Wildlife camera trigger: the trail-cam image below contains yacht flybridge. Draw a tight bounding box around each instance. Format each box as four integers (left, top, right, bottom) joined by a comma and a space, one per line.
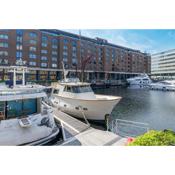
0, 62, 59, 145
50, 66, 121, 122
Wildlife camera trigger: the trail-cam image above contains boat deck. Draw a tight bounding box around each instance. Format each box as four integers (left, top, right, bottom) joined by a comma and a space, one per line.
53, 110, 127, 146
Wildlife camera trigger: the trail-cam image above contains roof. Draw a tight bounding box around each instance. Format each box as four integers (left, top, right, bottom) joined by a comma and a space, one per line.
40, 29, 146, 53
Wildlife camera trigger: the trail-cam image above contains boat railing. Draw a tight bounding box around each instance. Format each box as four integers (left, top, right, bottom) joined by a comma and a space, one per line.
0, 88, 44, 96
106, 118, 149, 138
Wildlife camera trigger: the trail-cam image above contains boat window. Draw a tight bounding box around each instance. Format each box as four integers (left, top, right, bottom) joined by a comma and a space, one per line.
143, 79, 149, 81
6, 99, 37, 119
53, 89, 59, 94
67, 86, 72, 92
63, 86, 72, 93
71, 86, 79, 93
72, 85, 93, 93
136, 79, 141, 81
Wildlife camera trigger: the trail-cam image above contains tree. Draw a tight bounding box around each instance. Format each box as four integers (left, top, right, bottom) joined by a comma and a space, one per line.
80, 55, 93, 82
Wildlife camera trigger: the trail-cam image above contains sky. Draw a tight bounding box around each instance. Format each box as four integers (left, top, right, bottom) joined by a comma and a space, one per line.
64, 29, 175, 54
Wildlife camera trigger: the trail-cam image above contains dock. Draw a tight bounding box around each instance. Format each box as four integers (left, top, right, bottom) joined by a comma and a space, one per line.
53, 110, 127, 146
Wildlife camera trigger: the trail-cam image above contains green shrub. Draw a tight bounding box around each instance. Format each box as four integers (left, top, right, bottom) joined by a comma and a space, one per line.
128, 130, 175, 146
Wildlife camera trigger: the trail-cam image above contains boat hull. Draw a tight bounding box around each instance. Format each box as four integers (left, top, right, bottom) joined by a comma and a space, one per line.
22, 127, 60, 146
51, 95, 121, 121
0, 112, 59, 146
150, 83, 175, 91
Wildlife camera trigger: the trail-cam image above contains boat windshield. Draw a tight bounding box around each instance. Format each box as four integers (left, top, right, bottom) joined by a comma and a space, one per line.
64, 85, 93, 93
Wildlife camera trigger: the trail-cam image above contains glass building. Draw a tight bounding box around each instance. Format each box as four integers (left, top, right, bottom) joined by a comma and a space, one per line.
151, 49, 175, 79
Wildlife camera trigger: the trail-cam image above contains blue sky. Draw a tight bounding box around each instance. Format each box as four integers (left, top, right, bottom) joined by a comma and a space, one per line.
64, 29, 175, 54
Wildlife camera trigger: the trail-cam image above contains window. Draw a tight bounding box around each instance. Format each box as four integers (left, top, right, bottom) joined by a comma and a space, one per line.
63, 51, 68, 56
41, 63, 47, 67
29, 61, 36, 66
72, 46, 76, 51
0, 58, 8, 64
16, 30, 23, 36
29, 32, 37, 38
29, 46, 36, 52
72, 58, 78, 65
64, 85, 92, 93
29, 53, 37, 59
52, 39, 57, 44
63, 39, 68, 44
52, 45, 58, 49
63, 57, 68, 62
16, 44, 22, 50
42, 43, 47, 47
29, 40, 37, 45
52, 51, 57, 55
6, 99, 37, 119
52, 63, 57, 68
72, 41, 77, 46
16, 51, 22, 58
63, 45, 68, 50
0, 34, 8, 39
16, 36, 22, 43
53, 89, 59, 94
72, 53, 77, 57
0, 42, 8, 48
41, 50, 48, 54
52, 57, 57, 61
42, 36, 48, 42
0, 51, 8, 56
41, 56, 47, 61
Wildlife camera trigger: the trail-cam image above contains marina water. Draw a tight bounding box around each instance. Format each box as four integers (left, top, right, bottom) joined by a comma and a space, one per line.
95, 86, 175, 131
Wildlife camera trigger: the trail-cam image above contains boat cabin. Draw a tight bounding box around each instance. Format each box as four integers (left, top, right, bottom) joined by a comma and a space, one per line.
0, 87, 46, 121
51, 82, 96, 99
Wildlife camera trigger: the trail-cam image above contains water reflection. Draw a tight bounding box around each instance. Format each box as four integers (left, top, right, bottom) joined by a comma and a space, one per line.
95, 86, 175, 131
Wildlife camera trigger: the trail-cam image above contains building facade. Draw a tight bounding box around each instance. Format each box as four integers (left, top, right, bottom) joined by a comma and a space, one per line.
151, 49, 175, 79
0, 29, 151, 83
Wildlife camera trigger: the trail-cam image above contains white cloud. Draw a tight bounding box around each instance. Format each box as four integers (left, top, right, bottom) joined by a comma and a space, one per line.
64, 29, 157, 53
112, 32, 156, 53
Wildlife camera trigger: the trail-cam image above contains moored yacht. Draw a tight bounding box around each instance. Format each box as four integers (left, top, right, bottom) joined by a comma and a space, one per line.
149, 80, 175, 91
127, 74, 152, 85
0, 63, 59, 145
49, 67, 121, 122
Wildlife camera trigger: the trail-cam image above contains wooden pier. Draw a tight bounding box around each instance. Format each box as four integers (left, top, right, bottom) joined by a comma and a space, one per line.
53, 110, 127, 146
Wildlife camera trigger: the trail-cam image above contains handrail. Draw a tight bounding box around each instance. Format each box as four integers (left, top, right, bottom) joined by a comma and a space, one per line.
108, 118, 149, 137
115, 119, 149, 127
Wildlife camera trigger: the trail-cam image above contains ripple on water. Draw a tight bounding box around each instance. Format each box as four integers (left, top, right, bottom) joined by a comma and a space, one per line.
95, 86, 175, 131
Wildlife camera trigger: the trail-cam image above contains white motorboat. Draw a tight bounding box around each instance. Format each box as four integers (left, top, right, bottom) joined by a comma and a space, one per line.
50, 79, 121, 122
127, 74, 152, 85
0, 63, 59, 145
49, 64, 121, 122
149, 80, 175, 91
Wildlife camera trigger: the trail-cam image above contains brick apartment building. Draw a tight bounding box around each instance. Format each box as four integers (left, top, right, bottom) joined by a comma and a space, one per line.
0, 29, 151, 83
